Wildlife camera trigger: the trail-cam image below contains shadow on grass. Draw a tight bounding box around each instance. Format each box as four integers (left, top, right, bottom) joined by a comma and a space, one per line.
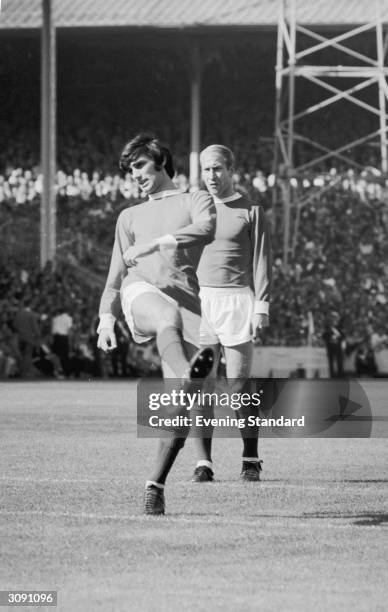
158, 511, 388, 525
337, 479, 388, 483
302, 511, 388, 526
353, 513, 388, 526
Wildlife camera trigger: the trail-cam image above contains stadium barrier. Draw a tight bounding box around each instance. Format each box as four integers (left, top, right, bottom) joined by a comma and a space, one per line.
252, 346, 388, 378
374, 349, 388, 375
251, 346, 329, 378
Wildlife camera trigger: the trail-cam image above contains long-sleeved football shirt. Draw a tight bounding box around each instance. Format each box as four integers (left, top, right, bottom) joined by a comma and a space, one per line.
196, 193, 272, 314
99, 189, 216, 320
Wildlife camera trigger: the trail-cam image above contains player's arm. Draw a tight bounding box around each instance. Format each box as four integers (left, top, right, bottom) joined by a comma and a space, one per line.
122, 191, 216, 265
168, 190, 216, 247
250, 205, 272, 331
98, 211, 132, 351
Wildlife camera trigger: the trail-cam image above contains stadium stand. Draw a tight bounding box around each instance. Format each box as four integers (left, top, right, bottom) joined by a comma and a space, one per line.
1, 1, 387, 377
1, 165, 387, 378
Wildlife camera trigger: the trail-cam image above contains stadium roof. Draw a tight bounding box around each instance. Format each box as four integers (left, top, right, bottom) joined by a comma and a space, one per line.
0, 0, 387, 30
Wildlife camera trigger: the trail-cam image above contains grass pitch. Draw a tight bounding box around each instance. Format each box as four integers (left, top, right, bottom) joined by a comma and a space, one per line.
0, 381, 387, 612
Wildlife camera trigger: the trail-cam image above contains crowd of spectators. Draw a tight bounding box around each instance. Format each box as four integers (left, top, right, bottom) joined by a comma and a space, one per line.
2, 151, 387, 205
1, 160, 388, 378
2, 32, 388, 377
0, 261, 162, 379
262, 177, 388, 372
2, 32, 387, 376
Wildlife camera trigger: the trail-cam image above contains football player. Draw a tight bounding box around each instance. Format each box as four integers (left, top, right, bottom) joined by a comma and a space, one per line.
98, 133, 216, 514
192, 144, 272, 482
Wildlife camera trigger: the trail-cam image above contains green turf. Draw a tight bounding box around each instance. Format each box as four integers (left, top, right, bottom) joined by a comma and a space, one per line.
0, 381, 387, 612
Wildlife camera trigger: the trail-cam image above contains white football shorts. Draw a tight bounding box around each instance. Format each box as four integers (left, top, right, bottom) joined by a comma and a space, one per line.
199, 286, 254, 347
121, 281, 200, 346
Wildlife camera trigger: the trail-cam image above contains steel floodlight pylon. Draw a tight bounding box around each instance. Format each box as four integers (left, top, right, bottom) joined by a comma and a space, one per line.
274, 0, 388, 266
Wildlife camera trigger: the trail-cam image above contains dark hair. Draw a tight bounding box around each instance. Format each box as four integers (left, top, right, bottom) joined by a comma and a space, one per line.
119, 132, 175, 178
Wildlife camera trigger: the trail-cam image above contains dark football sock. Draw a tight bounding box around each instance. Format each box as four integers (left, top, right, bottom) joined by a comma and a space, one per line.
195, 436, 213, 463
192, 400, 214, 462
156, 326, 189, 378
149, 434, 188, 485
241, 438, 259, 460
237, 401, 259, 459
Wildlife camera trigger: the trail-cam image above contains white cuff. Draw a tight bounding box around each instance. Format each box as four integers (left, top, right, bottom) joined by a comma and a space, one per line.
156, 234, 178, 249
254, 300, 269, 315
97, 313, 116, 333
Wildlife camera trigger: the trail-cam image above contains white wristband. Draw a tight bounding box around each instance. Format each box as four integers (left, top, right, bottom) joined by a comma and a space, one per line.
97, 313, 116, 334
254, 300, 269, 316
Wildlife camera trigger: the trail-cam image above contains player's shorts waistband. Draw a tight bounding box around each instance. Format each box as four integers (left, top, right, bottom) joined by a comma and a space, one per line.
199, 286, 252, 298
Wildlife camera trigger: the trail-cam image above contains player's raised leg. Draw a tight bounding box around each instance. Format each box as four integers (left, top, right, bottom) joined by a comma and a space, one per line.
131, 292, 214, 514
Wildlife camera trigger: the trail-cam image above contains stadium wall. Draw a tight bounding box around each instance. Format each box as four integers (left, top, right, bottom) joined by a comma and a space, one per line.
252, 347, 388, 377
252, 346, 329, 377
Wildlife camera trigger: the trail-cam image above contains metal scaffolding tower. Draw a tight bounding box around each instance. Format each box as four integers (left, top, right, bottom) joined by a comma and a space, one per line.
274, 0, 388, 266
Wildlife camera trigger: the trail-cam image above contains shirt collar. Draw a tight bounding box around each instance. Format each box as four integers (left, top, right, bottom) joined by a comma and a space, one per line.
148, 189, 181, 200
213, 192, 242, 204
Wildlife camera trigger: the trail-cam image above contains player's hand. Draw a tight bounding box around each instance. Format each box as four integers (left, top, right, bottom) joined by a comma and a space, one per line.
252, 313, 269, 335
97, 328, 117, 352
123, 242, 158, 267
